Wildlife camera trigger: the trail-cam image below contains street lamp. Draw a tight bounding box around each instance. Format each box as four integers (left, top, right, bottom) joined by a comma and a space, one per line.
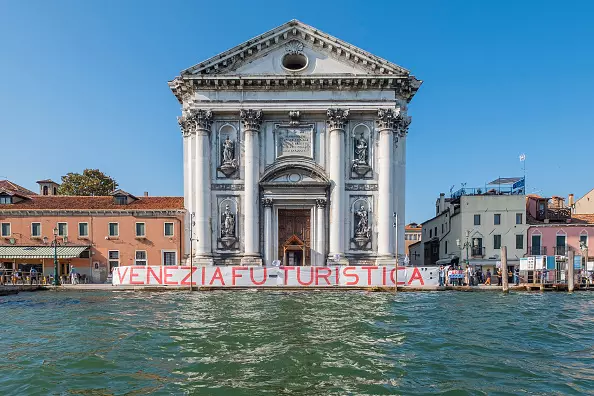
51, 227, 60, 286
456, 230, 472, 266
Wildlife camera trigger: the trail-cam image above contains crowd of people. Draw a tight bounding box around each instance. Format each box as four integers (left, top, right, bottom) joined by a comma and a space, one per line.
0, 264, 87, 285
438, 264, 521, 287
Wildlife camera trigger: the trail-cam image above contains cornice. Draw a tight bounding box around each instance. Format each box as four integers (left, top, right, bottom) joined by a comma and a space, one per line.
0, 209, 185, 216
169, 74, 421, 104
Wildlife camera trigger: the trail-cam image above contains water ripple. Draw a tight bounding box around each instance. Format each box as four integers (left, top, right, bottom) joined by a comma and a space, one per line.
0, 291, 592, 395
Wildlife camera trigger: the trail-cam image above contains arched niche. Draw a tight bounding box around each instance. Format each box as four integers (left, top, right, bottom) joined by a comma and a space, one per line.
217, 123, 239, 179
350, 123, 372, 179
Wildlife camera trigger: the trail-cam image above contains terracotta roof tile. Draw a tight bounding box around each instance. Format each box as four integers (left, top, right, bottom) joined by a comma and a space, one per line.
0, 180, 37, 196
0, 195, 184, 210
572, 214, 594, 224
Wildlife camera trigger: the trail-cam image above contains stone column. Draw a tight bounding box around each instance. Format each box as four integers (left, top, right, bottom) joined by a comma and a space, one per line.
501, 246, 509, 293
178, 116, 194, 263
326, 109, 349, 264
376, 109, 396, 264
395, 110, 410, 260
241, 109, 263, 266
316, 198, 327, 266
193, 110, 214, 265
262, 198, 273, 266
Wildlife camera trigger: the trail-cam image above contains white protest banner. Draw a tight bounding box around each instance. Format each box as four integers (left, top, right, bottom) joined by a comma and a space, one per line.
112, 266, 439, 287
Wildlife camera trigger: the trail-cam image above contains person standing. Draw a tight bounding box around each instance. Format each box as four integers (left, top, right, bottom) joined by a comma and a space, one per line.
485, 269, 492, 285
0, 263, 4, 286
29, 267, 38, 285
497, 268, 503, 286
439, 265, 445, 287
514, 267, 520, 286
70, 267, 78, 285
466, 265, 474, 286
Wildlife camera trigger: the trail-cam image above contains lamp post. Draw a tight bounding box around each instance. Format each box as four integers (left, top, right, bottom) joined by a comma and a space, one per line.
51, 227, 60, 286
456, 230, 472, 266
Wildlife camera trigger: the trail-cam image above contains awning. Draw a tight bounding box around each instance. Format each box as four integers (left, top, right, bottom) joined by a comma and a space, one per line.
0, 246, 89, 259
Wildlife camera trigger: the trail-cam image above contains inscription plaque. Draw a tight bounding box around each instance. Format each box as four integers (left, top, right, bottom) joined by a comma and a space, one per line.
275, 125, 314, 159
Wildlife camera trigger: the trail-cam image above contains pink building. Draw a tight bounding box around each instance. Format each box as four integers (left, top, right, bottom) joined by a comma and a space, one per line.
0, 181, 185, 283
526, 195, 592, 265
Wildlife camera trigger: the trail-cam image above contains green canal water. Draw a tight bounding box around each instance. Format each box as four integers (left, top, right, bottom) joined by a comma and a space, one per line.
0, 291, 593, 395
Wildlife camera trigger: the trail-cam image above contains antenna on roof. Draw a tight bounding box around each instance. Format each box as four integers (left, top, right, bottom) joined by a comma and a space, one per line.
449, 185, 455, 194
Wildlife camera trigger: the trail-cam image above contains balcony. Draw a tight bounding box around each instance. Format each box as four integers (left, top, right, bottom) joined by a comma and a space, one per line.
471, 247, 485, 258
536, 207, 571, 222
529, 246, 547, 256
553, 246, 567, 256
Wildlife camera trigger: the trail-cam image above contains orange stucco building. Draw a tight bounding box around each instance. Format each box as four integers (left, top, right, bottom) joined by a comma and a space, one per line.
0, 180, 185, 283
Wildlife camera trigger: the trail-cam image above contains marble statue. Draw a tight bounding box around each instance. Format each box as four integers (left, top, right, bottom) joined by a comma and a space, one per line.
355, 205, 370, 239
354, 136, 368, 165
222, 136, 234, 165
221, 205, 235, 237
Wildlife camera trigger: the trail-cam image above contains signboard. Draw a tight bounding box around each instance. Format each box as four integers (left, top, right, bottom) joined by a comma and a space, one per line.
574, 255, 582, 269
112, 266, 439, 287
520, 258, 528, 271
447, 269, 465, 279
275, 126, 314, 159
588, 262, 594, 271
535, 256, 545, 270
527, 257, 535, 270
546, 256, 556, 270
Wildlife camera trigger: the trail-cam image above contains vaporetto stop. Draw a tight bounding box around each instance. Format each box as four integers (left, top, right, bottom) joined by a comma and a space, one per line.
112, 266, 439, 288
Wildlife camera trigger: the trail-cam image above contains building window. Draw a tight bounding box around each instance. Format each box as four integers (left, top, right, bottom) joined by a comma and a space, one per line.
531, 234, 541, 255
53, 187, 57, 195
556, 234, 566, 255
516, 234, 524, 250
164, 222, 174, 237
31, 222, 41, 237
493, 234, 502, 250
135, 222, 146, 237
445, 240, 448, 254
1, 223, 11, 237
79, 223, 89, 237
434, 227, 437, 236
135, 251, 147, 265
0, 196, 11, 204
516, 213, 523, 225
580, 234, 588, 248
163, 251, 177, 266
494, 214, 501, 225
42, 186, 48, 195
474, 214, 481, 225
114, 196, 127, 205
441, 224, 444, 233
429, 229, 432, 238
108, 250, 119, 271
57, 222, 68, 237
108, 222, 119, 237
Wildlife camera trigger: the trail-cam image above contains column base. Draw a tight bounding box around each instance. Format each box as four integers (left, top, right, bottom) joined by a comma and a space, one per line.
240, 255, 263, 266
192, 256, 214, 266
375, 256, 397, 267
326, 254, 349, 266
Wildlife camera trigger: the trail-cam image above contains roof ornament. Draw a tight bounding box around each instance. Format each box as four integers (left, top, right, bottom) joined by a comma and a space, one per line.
285, 40, 304, 55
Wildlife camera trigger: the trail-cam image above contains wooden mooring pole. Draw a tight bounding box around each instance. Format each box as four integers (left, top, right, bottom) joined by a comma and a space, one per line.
568, 250, 575, 293
501, 246, 509, 293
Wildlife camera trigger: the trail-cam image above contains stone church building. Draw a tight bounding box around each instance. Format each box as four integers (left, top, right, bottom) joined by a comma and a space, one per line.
169, 20, 421, 266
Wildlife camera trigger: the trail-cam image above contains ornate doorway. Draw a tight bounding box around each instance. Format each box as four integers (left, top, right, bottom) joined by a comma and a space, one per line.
278, 209, 311, 266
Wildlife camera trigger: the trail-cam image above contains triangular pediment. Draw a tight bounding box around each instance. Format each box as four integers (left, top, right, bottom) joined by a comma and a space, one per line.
180, 20, 410, 77
283, 234, 305, 247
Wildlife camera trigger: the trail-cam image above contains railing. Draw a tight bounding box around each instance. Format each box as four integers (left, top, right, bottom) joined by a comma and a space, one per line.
471, 247, 485, 258
528, 246, 547, 255
536, 207, 571, 222
0, 270, 89, 285
553, 246, 567, 256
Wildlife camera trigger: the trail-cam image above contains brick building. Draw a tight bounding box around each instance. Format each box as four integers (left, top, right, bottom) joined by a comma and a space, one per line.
0, 180, 185, 283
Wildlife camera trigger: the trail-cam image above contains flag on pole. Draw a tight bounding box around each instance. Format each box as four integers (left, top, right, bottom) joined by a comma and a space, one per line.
519, 153, 526, 162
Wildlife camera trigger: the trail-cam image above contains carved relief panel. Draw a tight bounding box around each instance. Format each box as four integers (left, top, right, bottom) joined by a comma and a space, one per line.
349, 196, 373, 251
349, 122, 373, 179
216, 197, 239, 250
216, 123, 240, 179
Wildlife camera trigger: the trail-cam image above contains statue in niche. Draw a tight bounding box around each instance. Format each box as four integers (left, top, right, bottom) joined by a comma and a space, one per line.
218, 136, 238, 177
351, 134, 372, 177
355, 204, 370, 239
222, 136, 234, 165
354, 135, 368, 165
221, 205, 235, 237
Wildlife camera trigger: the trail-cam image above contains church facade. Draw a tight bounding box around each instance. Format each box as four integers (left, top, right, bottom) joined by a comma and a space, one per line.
169, 20, 421, 266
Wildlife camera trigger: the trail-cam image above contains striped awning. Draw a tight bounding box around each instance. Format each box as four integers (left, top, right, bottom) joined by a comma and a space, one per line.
0, 246, 89, 259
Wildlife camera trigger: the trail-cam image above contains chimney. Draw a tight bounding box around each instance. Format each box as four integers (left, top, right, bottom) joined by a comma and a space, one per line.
143, 191, 149, 197
439, 193, 445, 213
568, 193, 574, 207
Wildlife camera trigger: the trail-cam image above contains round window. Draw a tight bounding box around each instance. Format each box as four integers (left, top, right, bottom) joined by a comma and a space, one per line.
281, 53, 308, 72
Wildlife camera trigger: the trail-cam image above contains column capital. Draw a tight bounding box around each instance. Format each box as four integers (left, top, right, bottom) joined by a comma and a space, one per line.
178, 109, 213, 136
316, 198, 327, 208
240, 109, 263, 132
326, 108, 349, 131
376, 108, 411, 136
262, 197, 274, 207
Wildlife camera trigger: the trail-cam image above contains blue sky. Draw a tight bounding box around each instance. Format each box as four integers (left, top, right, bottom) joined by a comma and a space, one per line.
1, 0, 593, 223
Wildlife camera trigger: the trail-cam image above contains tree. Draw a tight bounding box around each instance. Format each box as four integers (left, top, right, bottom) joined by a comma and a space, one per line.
58, 169, 118, 196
